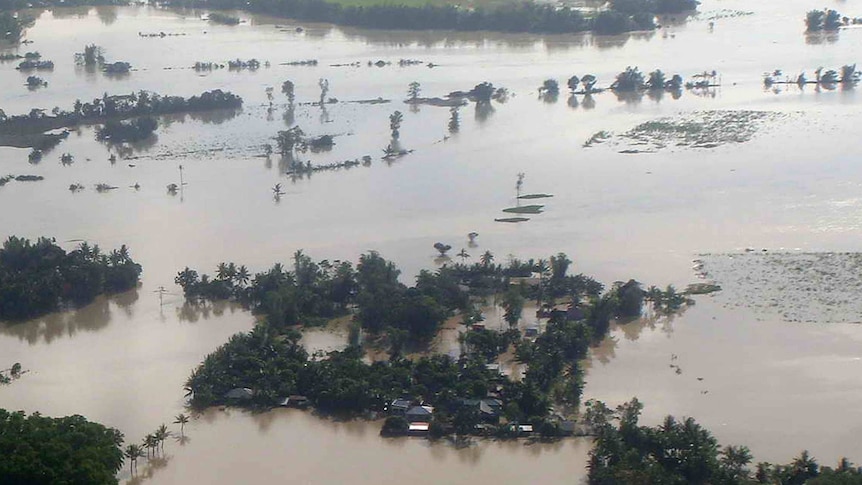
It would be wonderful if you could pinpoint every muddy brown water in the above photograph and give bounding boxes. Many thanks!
[2,0,862,482]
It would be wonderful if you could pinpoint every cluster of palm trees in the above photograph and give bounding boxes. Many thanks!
[123,414,190,475]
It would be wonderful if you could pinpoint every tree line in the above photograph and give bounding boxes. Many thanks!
[159,0,696,35]
[0,89,242,136]
[586,398,862,484]
[0,236,142,321]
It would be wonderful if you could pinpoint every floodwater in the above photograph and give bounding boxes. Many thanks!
[2,0,862,481]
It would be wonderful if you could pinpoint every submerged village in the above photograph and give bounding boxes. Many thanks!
[4,0,862,483]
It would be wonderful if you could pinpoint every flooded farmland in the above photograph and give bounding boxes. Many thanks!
[3,0,862,482]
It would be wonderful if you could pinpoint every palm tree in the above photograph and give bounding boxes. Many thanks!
[216,262,230,281]
[480,250,494,267]
[235,266,250,287]
[457,249,470,263]
[143,434,158,458]
[173,413,190,436]
[124,444,145,474]
[155,424,170,454]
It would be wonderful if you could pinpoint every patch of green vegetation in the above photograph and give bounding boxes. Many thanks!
[518,193,553,200]
[0,409,124,484]
[685,282,721,295]
[0,236,142,321]
[584,130,612,148]
[208,11,241,25]
[495,217,530,223]
[616,111,783,151]
[502,205,544,214]
[586,399,862,484]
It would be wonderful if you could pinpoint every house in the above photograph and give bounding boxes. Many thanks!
[524,326,539,338]
[224,387,254,400]
[405,405,434,422]
[458,398,503,423]
[388,399,412,415]
[517,424,534,434]
[485,363,501,374]
[408,422,430,436]
[471,323,486,331]
[277,395,310,407]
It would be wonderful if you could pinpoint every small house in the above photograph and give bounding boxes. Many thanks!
[388,399,412,415]
[405,405,434,422]
[224,387,254,400]
[524,326,539,338]
[517,424,534,434]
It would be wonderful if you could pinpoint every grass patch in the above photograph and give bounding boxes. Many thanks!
[583,130,612,148]
[518,193,553,200]
[618,111,784,151]
[495,217,530,223]
[502,205,543,214]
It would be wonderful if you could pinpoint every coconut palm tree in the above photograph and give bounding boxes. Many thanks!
[155,424,170,454]
[457,249,470,263]
[143,434,158,458]
[124,444,145,474]
[480,250,494,267]
[235,266,250,287]
[173,413,190,436]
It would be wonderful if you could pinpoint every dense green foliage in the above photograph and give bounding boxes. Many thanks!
[157,0,694,35]
[806,9,843,32]
[183,250,649,427]
[0,237,141,321]
[208,11,240,24]
[177,251,466,342]
[611,0,697,15]
[586,399,862,485]
[0,409,124,485]
[185,328,501,411]
[96,116,157,142]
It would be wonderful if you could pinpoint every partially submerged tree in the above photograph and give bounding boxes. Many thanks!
[318,78,329,106]
[389,110,403,140]
[407,81,421,100]
[611,66,646,91]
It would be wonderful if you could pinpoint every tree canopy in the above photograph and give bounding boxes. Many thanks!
[0,237,142,321]
[0,409,124,485]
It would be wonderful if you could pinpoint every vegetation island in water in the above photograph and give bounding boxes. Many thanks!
[0,236,142,321]
[1,0,699,36]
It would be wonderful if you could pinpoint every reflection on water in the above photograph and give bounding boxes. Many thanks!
[2,0,862,481]
[175,300,243,323]
[145,408,592,484]
[94,6,118,26]
[0,289,137,344]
